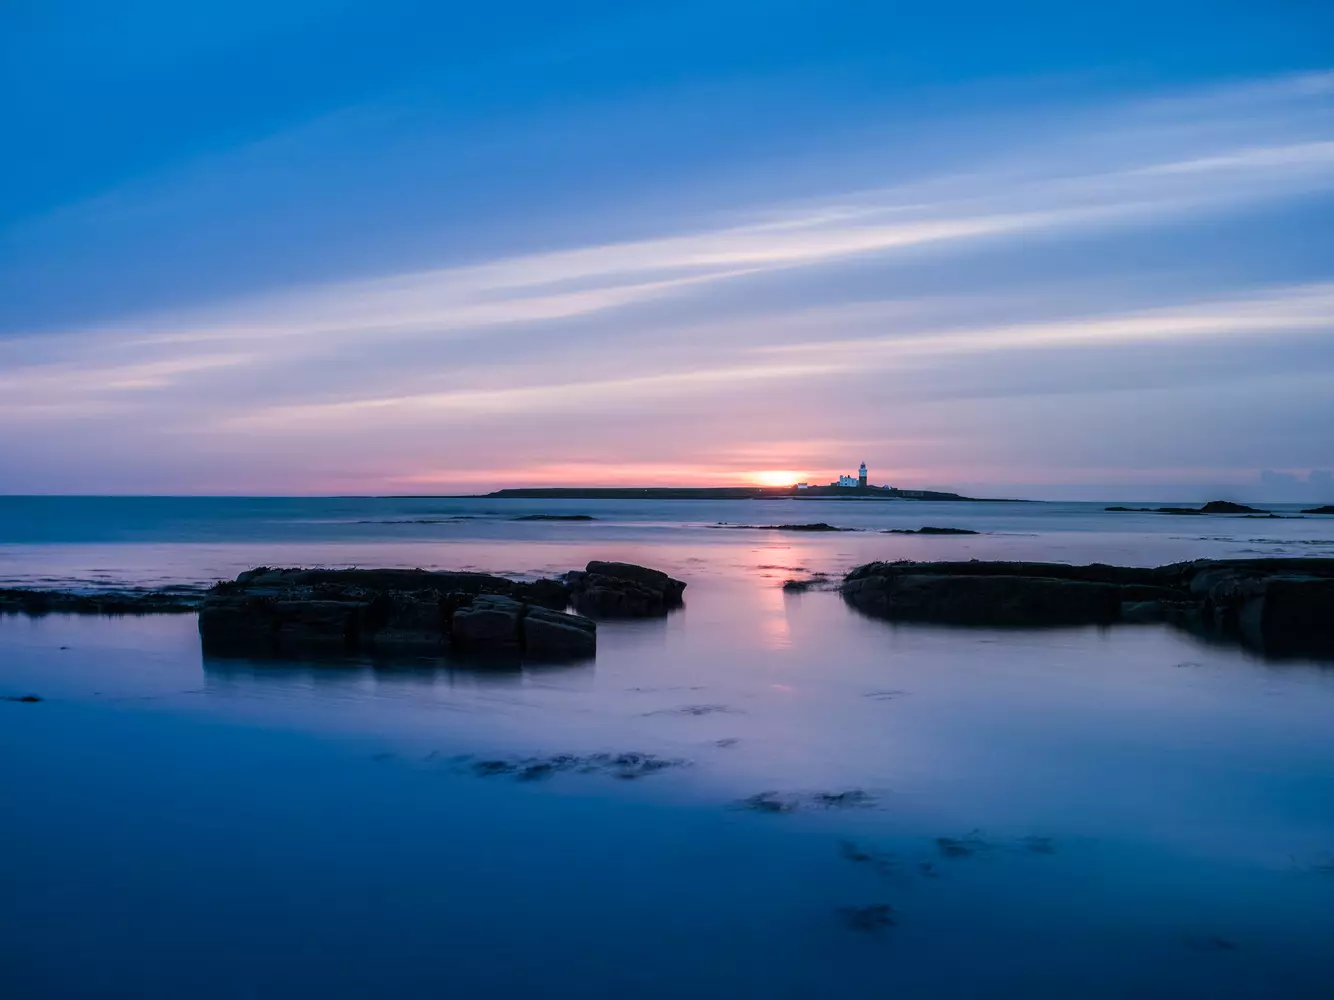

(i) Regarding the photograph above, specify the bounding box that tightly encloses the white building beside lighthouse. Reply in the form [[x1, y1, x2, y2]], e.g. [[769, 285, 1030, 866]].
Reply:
[[833, 461, 872, 488]]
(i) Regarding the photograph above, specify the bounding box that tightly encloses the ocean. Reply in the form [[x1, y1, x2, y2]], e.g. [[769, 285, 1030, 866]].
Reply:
[[3, 496, 1334, 998]]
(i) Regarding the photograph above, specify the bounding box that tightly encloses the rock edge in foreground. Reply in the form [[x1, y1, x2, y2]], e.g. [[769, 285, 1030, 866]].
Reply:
[[196, 561, 686, 660], [842, 558, 1334, 657]]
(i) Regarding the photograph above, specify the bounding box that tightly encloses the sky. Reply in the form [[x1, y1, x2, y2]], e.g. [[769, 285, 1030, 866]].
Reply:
[[3, 1, 1334, 500]]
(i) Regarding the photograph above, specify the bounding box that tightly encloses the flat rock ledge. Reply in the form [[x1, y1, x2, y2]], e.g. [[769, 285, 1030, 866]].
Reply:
[[197, 562, 684, 660], [565, 560, 687, 617], [841, 558, 1334, 657], [0, 587, 202, 615]]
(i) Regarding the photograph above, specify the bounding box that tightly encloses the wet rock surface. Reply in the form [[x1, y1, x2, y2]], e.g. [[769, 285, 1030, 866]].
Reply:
[[842, 557, 1334, 657], [0, 587, 202, 615], [782, 573, 835, 593], [198, 566, 595, 660], [566, 560, 686, 617]]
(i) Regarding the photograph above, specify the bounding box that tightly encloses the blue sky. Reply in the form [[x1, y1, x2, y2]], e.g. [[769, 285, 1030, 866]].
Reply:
[[3, 0, 1333, 498]]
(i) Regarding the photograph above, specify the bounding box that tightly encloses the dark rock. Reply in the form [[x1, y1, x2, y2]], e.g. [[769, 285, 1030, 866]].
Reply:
[[811, 789, 877, 809], [935, 833, 992, 858], [782, 573, 832, 593], [1200, 565, 1334, 657], [837, 904, 896, 932], [884, 526, 980, 535], [1106, 502, 1270, 515], [512, 514, 596, 521], [568, 561, 686, 617], [842, 557, 1334, 657], [845, 560, 1167, 587], [1021, 836, 1057, 855], [0, 588, 201, 615], [451, 595, 524, 652], [3, 695, 42, 703], [1120, 600, 1167, 624], [463, 751, 687, 781], [643, 704, 737, 717], [199, 567, 589, 660], [738, 792, 796, 814], [1302, 506, 1334, 515], [845, 571, 1137, 626], [718, 522, 851, 532], [736, 789, 877, 813], [220, 567, 569, 610], [1199, 500, 1269, 514], [521, 605, 597, 659]]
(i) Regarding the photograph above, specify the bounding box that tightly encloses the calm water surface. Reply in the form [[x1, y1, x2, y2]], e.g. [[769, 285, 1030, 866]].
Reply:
[[3, 498, 1334, 998]]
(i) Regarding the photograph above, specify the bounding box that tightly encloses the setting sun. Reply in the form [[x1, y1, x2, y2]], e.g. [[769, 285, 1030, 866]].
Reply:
[[750, 470, 805, 487]]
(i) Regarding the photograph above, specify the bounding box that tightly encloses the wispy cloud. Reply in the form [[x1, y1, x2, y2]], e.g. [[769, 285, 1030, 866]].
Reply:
[[29, 67, 1324, 364], [5, 70, 1334, 493], [219, 282, 1334, 431]]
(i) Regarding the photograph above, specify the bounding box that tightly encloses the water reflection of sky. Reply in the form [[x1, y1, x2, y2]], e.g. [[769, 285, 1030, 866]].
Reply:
[[3, 505, 1334, 996]]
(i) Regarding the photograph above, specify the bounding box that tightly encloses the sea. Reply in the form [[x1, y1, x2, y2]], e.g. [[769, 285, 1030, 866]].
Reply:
[[3, 496, 1334, 999]]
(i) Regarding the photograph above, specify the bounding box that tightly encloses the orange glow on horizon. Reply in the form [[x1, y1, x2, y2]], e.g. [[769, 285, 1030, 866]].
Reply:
[[750, 470, 805, 487]]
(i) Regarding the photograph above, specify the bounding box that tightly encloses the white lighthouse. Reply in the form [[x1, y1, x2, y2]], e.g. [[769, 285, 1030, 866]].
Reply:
[[858, 461, 868, 488]]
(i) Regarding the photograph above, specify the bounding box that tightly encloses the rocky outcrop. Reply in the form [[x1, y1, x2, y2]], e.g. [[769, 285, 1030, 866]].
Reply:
[[566, 561, 686, 617], [0, 587, 202, 615], [1302, 505, 1334, 515], [1106, 501, 1270, 515], [1199, 500, 1269, 514], [714, 522, 853, 532], [842, 558, 1334, 657], [512, 514, 596, 521], [451, 594, 596, 658], [884, 527, 979, 535], [782, 573, 833, 593], [198, 567, 593, 660]]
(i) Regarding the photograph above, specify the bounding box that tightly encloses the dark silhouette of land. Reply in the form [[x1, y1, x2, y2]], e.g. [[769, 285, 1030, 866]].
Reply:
[[458, 485, 1020, 502]]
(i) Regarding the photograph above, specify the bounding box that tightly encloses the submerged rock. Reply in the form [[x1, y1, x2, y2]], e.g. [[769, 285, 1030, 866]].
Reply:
[[566, 560, 686, 617], [841, 558, 1334, 657], [884, 526, 980, 535], [463, 751, 688, 781], [782, 574, 834, 593], [837, 904, 896, 932], [737, 789, 878, 813]]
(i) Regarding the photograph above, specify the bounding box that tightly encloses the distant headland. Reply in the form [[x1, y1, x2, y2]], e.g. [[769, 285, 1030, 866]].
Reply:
[[418, 462, 1025, 502], [461, 485, 1021, 502]]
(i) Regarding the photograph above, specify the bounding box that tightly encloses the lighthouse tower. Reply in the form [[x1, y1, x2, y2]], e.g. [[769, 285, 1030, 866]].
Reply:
[[858, 461, 868, 488]]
